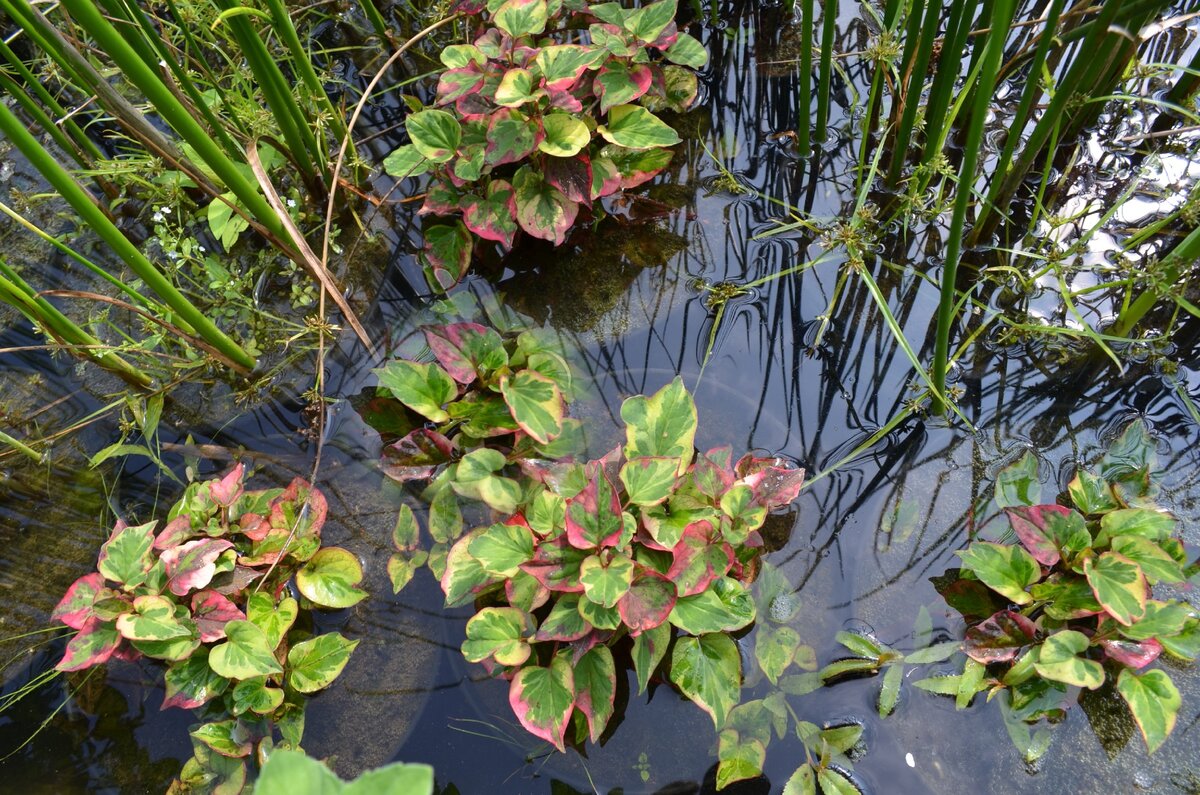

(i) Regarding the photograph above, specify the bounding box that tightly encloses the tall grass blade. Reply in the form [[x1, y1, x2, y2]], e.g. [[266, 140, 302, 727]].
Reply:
[[815, 0, 838, 144]]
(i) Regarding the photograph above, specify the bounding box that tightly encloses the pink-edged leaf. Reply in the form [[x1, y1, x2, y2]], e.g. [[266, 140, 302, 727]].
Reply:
[[420, 181, 463, 216], [734, 454, 806, 509], [694, 446, 736, 498], [191, 590, 245, 642], [509, 656, 575, 752], [485, 108, 542, 167], [536, 44, 596, 91], [544, 154, 593, 207], [617, 565, 677, 634], [667, 522, 733, 597], [421, 221, 474, 291], [545, 86, 584, 112], [591, 155, 622, 199], [1005, 505, 1091, 566], [153, 516, 194, 550], [963, 609, 1038, 664], [594, 61, 653, 113], [651, 20, 679, 49], [436, 66, 486, 105], [607, 145, 674, 190], [268, 478, 328, 539], [56, 617, 121, 672], [565, 464, 624, 549], [161, 538, 235, 597], [97, 521, 156, 588], [424, 322, 508, 384], [572, 645, 616, 742], [456, 90, 494, 119], [209, 464, 244, 507], [1101, 637, 1163, 669], [162, 649, 229, 710], [52, 573, 108, 630], [381, 429, 456, 482], [461, 179, 520, 249], [520, 535, 589, 593], [209, 565, 261, 596], [513, 166, 578, 245], [238, 514, 271, 542]]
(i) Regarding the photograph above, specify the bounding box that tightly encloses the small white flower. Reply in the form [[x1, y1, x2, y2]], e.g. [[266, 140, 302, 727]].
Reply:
[[198, 245, 206, 253], [159, 206, 171, 214], [286, 198, 296, 208], [152, 212, 163, 223]]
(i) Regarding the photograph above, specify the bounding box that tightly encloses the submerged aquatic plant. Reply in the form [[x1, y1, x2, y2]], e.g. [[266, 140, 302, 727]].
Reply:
[[48, 465, 364, 789], [386, 0, 707, 290]]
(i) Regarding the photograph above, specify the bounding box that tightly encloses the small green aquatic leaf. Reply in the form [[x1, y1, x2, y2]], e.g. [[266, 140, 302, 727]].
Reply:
[[440, 44, 486, 68], [957, 659, 987, 709], [393, 504, 420, 551], [162, 649, 229, 710], [493, 0, 548, 37], [1119, 599, 1191, 642], [1068, 469, 1119, 515], [631, 620, 671, 695], [1117, 668, 1181, 754], [956, 541, 1040, 605], [995, 451, 1041, 508], [817, 767, 861, 795], [716, 729, 765, 790], [1097, 508, 1175, 546], [510, 656, 575, 751], [116, 595, 191, 641], [98, 521, 156, 588], [1084, 552, 1146, 626], [878, 661, 904, 717], [621, 377, 696, 475], [486, 109, 541, 167], [1005, 505, 1090, 566], [231, 676, 284, 715], [383, 144, 430, 178], [297, 548, 367, 609], [209, 620, 283, 680], [207, 193, 248, 250], [819, 658, 881, 682], [406, 109, 461, 162], [1111, 536, 1185, 584], [495, 67, 538, 107], [501, 370, 564, 444], [670, 633, 740, 729], [191, 719, 251, 758], [424, 322, 508, 385], [428, 486, 463, 544], [620, 456, 678, 506], [535, 593, 591, 641], [599, 105, 681, 149], [904, 640, 961, 664], [56, 618, 121, 671], [374, 360, 457, 423], [665, 32, 707, 67], [513, 166, 577, 245], [782, 764, 817, 795], [257, 749, 434, 794], [835, 630, 886, 659], [387, 549, 428, 595], [539, 113, 590, 157], [469, 521, 535, 578], [1034, 630, 1104, 690], [624, 0, 675, 41], [462, 179, 519, 249], [420, 222, 473, 291], [669, 576, 755, 635], [580, 553, 635, 607], [755, 625, 801, 684], [463, 607, 533, 666], [287, 632, 359, 693], [573, 645, 616, 741], [442, 531, 497, 607]]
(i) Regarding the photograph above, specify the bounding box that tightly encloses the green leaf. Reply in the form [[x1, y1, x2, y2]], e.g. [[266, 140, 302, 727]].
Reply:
[[670, 633, 741, 729], [495, 67, 538, 107], [1097, 508, 1175, 546], [256, 749, 435, 795], [462, 607, 534, 666], [115, 595, 191, 641], [406, 109, 461, 163], [580, 553, 635, 608], [393, 504, 420, 551], [1068, 469, 1119, 515], [994, 451, 1040, 508], [668, 576, 754, 635], [754, 624, 801, 685], [209, 620, 283, 679], [631, 620, 671, 695], [421, 222, 473, 292], [451, 451, 522, 514], [1084, 552, 1147, 626], [573, 645, 617, 741], [716, 729, 765, 790], [1005, 505, 1090, 566], [535, 593, 591, 641], [879, 661, 904, 717], [190, 719, 251, 758], [904, 640, 961, 664], [428, 486, 463, 544], [485, 109, 540, 167], [782, 764, 817, 795], [817, 767, 861, 795], [231, 676, 284, 715], [383, 144, 430, 179], [207, 194, 248, 250], [97, 521, 155, 588], [162, 649, 229, 710], [528, 490, 566, 536], [720, 484, 767, 543], [1030, 575, 1103, 620], [441, 532, 496, 608], [620, 376, 697, 475], [512, 166, 578, 246], [1034, 630, 1104, 690], [595, 61, 651, 113], [424, 322, 508, 384], [440, 44, 486, 68], [1119, 599, 1191, 641], [624, 0, 676, 41], [539, 113, 590, 157], [286, 632, 358, 693], [493, 0, 548, 37], [1110, 535, 1185, 584], [501, 370, 564, 444], [374, 360, 457, 423], [296, 548, 367, 609], [619, 456, 679, 506], [599, 105, 681, 150], [1117, 668, 1181, 754], [956, 542, 1040, 605], [469, 521, 535, 578], [664, 32, 708, 68], [509, 656, 575, 751], [578, 594, 622, 629]]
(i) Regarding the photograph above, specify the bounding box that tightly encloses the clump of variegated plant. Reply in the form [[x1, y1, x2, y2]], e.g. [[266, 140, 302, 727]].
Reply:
[[50, 465, 365, 791], [919, 422, 1198, 756], [385, 0, 707, 290]]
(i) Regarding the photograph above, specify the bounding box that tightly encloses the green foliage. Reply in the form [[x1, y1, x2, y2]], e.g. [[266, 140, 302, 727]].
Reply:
[[255, 749, 434, 795], [387, 0, 706, 291], [49, 465, 363, 786], [919, 422, 1195, 756]]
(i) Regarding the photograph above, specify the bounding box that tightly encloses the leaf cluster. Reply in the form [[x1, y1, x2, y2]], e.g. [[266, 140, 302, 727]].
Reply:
[[50, 465, 364, 788], [386, 0, 707, 290]]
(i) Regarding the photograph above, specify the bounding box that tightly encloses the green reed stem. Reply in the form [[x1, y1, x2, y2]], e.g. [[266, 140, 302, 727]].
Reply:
[[0, 36, 102, 165], [932, 0, 1015, 416], [886, 0, 939, 185], [261, 0, 349, 145], [797, 0, 814, 156], [0, 428, 44, 463], [918, 0, 976, 171], [815, 0, 838, 144]]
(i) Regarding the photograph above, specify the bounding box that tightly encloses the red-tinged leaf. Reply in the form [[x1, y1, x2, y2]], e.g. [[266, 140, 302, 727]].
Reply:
[[269, 478, 328, 540], [209, 464, 244, 507], [536, 44, 596, 90], [474, 27, 511, 60], [591, 155, 621, 199], [513, 166, 578, 245], [462, 179, 520, 249], [565, 465, 624, 549], [495, 67, 539, 107], [573, 645, 616, 742], [97, 521, 156, 588], [162, 649, 229, 710], [436, 66, 486, 105], [509, 657, 575, 752], [56, 617, 121, 672], [191, 590, 245, 643], [381, 429, 456, 482], [544, 154, 593, 206], [617, 566, 677, 634], [694, 446, 736, 498], [424, 322, 508, 384], [963, 610, 1038, 664], [667, 523, 732, 597], [52, 573, 108, 630], [420, 181, 463, 216], [594, 61, 653, 113], [606, 145, 674, 190], [1101, 637, 1163, 669], [734, 454, 806, 508], [485, 108, 542, 167], [421, 221, 474, 291], [238, 514, 270, 542], [651, 20, 679, 49], [1084, 552, 1147, 626], [153, 516, 193, 550], [521, 536, 589, 593], [457, 90, 494, 119], [1005, 505, 1090, 566], [161, 538, 235, 597], [545, 86, 584, 112]]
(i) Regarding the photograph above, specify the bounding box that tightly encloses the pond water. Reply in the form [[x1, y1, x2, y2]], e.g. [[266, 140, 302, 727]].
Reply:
[[2, 1, 1200, 793]]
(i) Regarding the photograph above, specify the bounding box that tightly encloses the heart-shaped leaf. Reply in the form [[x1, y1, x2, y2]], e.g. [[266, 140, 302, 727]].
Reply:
[[384, 144, 431, 179], [1034, 630, 1104, 689], [666, 524, 731, 597], [565, 465, 624, 549], [670, 633, 740, 729], [717, 729, 766, 790], [521, 535, 589, 593], [97, 521, 156, 588], [387, 549, 428, 595], [619, 456, 678, 506], [495, 67, 538, 107], [1097, 508, 1175, 546], [209, 620, 283, 680], [1110, 535, 1185, 584], [420, 222, 473, 292], [246, 592, 297, 650], [963, 610, 1038, 664], [1100, 637, 1162, 669], [1005, 505, 1090, 566], [116, 595, 191, 641], [442, 531, 497, 607], [631, 620, 671, 695], [1084, 552, 1146, 626], [469, 521, 535, 578], [599, 105, 681, 149], [191, 719, 251, 759], [501, 370, 564, 444], [513, 166, 577, 245], [161, 538, 235, 597], [462, 180, 520, 249], [535, 593, 592, 641], [618, 565, 677, 633], [665, 32, 708, 67], [1118, 599, 1191, 641], [297, 548, 367, 609], [624, 0, 676, 42], [406, 109, 461, 162], [1117, 668, 1181, 753], [287, 632, 359, 693], [493, 0, 548, 37], [536, 44, 596, 89], [595, 61, 652, 113], [52, 573, 108, 630], [509, 657, 575, 751], [590, 155, 622, 199], [56, 617, 121, 672], [1068, 469, 1119, 515], [486, 109, 542, 167], [579, 553, 635, 608], [606, 144, 674, 190], [539, 113, 591, 157], [1031, 574, 1103, 620], [162, 649, 229, 710], [957, 542, 1040, 605], [463, 607, 534, 666], [755, 625, 802, 684], [191, 590, 245, 643], [734, 454, 807, 509], [424, 322, 508, 385], [621, 377, 696, 475], [374, 360, 457, 423], [231, 676, 284, 716], [573, 645, 616, 742], [669, 576, 756, 635], [451, 449, 523, 514]]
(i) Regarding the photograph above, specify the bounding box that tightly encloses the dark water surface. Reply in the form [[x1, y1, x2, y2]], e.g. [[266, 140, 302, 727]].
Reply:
[[3, 2, 1200, 793]]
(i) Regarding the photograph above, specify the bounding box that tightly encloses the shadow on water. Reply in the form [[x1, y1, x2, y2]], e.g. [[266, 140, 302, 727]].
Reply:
[[3, 0, 1200, 792]]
